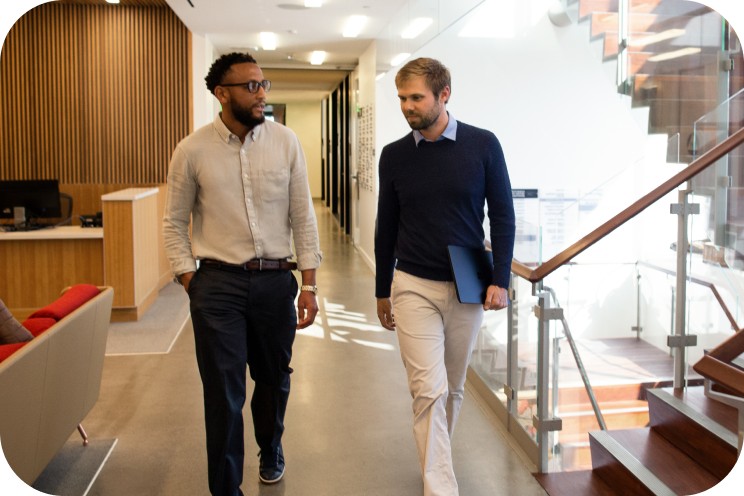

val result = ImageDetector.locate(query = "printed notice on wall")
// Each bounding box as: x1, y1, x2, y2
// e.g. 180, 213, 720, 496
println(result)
512, 189, 539, 265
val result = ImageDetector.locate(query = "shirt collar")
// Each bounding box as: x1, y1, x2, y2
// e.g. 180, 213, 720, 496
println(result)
413, 112, 457, 147
213, 113, 262, 143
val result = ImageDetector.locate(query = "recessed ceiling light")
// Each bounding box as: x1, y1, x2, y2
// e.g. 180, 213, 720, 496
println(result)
310, 50, 326, 65
260, 32, 277, 51
343, 15, 368, 38
401, 17, 433, 39
304, 0, 323, 7
106, 0, 120, 4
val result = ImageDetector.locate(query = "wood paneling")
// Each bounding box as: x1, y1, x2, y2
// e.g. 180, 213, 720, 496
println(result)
0, 3, 189, 185
0, 237, 105, 319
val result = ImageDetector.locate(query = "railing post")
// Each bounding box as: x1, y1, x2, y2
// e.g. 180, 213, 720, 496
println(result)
505, 273, 518, 417
533, 290, 562, 472
670, 190, 700, 388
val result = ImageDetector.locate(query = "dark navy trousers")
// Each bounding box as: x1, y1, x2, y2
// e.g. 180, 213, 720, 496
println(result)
188, 264, 298, 496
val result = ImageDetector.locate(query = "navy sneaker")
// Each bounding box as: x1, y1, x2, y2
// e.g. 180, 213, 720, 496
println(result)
258, 445, 285, 484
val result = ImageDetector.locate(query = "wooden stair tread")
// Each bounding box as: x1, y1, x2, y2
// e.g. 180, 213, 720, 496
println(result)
607, 427, 720, 494
535, 470, 617, 496
666, 386, 739, 433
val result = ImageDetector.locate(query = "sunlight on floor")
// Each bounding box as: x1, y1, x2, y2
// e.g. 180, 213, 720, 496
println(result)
296, 298, 395, 351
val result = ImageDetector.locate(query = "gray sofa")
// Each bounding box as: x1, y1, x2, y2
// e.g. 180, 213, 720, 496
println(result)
0, 286, 114, 485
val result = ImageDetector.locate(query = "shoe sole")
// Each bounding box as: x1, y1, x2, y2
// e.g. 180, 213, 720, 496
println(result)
259, 466, 285, 484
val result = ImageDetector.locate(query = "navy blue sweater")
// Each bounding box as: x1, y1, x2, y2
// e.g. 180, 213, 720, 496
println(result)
375, 121, 515, 298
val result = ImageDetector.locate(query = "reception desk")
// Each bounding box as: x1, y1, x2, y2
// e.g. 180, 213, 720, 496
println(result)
1, 187, 162, 322
0, 227, 104, 320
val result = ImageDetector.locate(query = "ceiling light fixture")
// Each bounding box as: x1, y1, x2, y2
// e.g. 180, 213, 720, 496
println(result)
401, 17, 433, 39
648, 47, 701, 62
260, 32, 277, 51
310, 50, 326, 65
304, 0, 323, 7
390, 52, 411, 67
375, 72, 387, 81
343, 15, 368, 38
106, 0, 120, 4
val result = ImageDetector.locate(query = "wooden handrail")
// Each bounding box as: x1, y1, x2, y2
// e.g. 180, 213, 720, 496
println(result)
511, 126, 744, 283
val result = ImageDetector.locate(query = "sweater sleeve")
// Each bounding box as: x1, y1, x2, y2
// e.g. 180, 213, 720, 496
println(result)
374, 145, 400, 298
484, 134, 516, 289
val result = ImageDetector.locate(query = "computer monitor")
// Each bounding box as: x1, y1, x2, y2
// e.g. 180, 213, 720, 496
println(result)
0, 179, 62, 229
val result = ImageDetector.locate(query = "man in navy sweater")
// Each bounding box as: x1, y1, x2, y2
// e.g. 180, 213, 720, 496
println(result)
375, 57, 515, 496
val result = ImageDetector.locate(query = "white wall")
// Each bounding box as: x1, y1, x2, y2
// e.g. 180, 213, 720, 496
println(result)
284, 101, 323, 198
361, 0, 653, 269
191, 33, 219, 130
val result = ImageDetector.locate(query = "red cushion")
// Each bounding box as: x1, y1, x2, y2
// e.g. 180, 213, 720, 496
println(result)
28, 284, 101, 321
0, 342, 27, 363
21, 317, 57, 337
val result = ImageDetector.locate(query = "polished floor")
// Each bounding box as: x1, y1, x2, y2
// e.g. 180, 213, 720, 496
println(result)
82, 202, 548, 496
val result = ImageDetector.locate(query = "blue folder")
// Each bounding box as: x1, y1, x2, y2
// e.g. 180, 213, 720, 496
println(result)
447, 245, 494, 304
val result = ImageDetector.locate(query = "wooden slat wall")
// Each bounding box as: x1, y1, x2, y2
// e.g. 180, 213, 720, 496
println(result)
0, 3, 189, 186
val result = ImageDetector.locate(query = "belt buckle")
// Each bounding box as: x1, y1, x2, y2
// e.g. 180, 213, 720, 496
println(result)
258, 259, 263, 271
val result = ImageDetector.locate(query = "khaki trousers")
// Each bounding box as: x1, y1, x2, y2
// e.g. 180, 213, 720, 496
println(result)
391, 270, 484, 496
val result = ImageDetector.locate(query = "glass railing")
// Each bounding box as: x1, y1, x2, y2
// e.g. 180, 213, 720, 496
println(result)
470, 125, 744, 472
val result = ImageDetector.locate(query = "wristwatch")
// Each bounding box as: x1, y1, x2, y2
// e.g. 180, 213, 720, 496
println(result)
300, 284, 318, 294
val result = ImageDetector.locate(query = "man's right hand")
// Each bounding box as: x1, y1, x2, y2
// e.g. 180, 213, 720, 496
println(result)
178, 272, 195, 292
376, 298, 396, 331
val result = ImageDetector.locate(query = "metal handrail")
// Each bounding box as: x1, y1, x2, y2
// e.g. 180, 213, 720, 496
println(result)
637, 261, 742, 333
545, 286, 607, 431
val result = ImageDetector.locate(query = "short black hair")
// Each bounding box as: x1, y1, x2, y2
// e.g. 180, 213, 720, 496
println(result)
205, 52, 258, 94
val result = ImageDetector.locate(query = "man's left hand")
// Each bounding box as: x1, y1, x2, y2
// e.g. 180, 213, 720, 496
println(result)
484, 285, 509, 311
296, 291, 319, 329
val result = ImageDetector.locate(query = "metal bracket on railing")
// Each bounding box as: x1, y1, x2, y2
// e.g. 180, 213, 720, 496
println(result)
533, 306, 564, 321
503, 384, 515, 401
667, 334, 698, 348
532, 415, 563, 432
670, 202, 700, 215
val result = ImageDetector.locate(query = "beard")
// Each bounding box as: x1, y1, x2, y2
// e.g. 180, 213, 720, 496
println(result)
232, 102, 265, 128
405, 101, 442, 131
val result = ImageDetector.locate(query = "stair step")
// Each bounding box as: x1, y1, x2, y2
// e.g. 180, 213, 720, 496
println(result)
648, 387, 738, 480
590, 428, 721, 495
535, 469, 616, 496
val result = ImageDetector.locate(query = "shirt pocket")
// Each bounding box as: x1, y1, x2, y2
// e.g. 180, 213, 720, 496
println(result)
259, 167, 290, 203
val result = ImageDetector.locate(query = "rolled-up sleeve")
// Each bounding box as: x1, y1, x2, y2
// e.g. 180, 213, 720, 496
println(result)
163, 146, 198, 276
287, 134, 322, 270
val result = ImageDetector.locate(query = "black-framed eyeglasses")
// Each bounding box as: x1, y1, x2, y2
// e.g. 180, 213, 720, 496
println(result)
219, 79, 271, 93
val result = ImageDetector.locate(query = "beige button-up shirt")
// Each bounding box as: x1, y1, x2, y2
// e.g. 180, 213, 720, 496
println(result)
163, 114, 322, 277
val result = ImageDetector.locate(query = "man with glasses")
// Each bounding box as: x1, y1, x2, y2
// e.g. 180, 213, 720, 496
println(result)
163, 52, 321, 496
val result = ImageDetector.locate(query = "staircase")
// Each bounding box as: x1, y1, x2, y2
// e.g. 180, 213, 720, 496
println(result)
536, 385, 740, 495
568, 0, 734, 164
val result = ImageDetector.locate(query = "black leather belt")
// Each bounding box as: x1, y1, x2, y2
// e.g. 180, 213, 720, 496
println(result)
200, 258, 297, 271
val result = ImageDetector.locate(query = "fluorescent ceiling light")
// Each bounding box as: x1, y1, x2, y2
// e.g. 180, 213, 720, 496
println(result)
260, 32, 277, 51
343, 15, 368, 38
401, 17, 433, 39
310, 50, 326, 65
390, 52, 411, 67
305, 0, 323, 6
375, 72, 387, 81
629, 29, 685, 48
648, 47, 701, 62
106, 0, 120, 3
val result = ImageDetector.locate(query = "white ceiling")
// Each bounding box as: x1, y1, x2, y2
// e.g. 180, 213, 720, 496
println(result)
165, 0, 410, 101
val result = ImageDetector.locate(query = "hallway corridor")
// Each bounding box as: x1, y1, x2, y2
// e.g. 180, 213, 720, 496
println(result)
81, 202, 548, 495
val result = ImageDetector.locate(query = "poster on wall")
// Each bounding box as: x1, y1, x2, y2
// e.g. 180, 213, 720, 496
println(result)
512, 189, 540, 265
357, 104, 375, 192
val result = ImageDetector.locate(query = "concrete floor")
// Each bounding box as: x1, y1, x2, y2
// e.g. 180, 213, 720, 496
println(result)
81, 203, 548, 496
